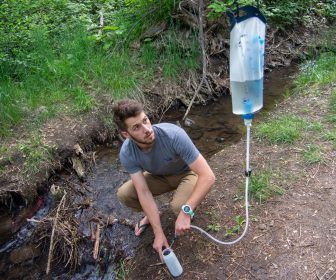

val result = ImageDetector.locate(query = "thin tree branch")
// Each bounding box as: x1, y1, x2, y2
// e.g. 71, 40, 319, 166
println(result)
46, 192, 67, 275
182, 0, 208, 122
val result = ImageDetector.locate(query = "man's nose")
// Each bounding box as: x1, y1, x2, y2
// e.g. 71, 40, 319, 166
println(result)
142, 124, 150, 132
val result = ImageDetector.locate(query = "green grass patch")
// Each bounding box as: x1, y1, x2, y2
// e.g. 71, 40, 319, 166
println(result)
139, 29, 200, 80
19, 134, 56, 175
249, 169, 285, 202
295, 52, 336, 91
302, 144, 323, 164
306, 121, 324, 132
115, 259, 129, 280
0, 23, 201, 139
322, 130, 336, 142
255, 115, 306, 144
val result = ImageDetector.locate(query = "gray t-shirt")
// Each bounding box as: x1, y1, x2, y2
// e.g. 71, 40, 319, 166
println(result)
120, 123, 200, 175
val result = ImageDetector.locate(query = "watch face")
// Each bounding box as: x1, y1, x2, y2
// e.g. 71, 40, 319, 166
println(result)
183, 205, 191, 213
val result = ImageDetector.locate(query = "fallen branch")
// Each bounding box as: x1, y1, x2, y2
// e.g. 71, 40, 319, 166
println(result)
93, 223, 101, 259
90, 222, 95, 241
46, 192, 67, 275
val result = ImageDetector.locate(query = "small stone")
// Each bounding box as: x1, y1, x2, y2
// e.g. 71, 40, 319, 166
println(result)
9, 244, 41, 264
184, 118, 195, 127
258, 224, 267, 230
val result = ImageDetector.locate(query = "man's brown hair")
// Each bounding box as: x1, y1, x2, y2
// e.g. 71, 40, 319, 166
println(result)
112, 99, 144, 131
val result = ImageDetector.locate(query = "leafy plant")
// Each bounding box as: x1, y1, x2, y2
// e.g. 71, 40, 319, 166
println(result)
207, 0, 254, 20
225, 215, 245, 237
207, 223, 221, 232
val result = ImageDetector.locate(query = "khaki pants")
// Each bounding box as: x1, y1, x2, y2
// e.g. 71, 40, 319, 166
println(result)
117, 171, 197, 215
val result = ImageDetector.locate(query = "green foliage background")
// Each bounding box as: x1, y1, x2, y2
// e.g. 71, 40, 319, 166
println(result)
0, 0, 335, 138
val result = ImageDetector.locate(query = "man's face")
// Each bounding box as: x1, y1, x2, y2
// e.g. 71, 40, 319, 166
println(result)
122, 111, 155, 146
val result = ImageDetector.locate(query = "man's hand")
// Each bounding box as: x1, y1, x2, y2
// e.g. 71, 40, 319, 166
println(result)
175, 211, 191, 236
152, 232, 169, 262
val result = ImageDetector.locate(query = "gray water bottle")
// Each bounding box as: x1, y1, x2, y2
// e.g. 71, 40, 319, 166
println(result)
162, 247, 183, 277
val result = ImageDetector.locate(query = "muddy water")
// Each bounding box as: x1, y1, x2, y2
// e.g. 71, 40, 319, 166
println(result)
0, 66, 297, 279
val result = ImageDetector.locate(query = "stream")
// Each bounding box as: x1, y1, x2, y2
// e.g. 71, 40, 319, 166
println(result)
0, 66, 297, 279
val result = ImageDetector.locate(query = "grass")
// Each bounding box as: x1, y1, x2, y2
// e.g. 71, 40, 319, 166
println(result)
116, 259, 129, 280
18, 134, 56, 176
255, 115, 306, 144
0, 22, 201, 174
302, 144, 323, 164
249, 169, 285, 203
140, 29, 200, 79
295, 52, 336, 91
0, 25, 200, 139
322, 130, 336, 142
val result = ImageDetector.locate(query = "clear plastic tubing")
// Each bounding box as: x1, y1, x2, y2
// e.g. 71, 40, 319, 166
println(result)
190, 118, 252, 245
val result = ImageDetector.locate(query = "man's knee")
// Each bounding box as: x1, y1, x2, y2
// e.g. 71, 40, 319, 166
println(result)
117, 186, 127, 203
170, 200, 182, 215
117, 180, 142, 212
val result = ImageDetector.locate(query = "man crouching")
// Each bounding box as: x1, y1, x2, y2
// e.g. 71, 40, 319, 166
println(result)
113, 99, 215, 262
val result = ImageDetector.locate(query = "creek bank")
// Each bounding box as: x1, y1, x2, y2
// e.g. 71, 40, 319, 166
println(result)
0, 20, 333, 277
0, 22, 322, 211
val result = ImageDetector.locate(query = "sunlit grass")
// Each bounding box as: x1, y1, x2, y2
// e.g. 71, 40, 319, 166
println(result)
295, 52, 336, 90
249, 169, 284, 202
19, 133, 56, 175
0, 27, 140, 138
302, 144, 323, 164
0, 24, 201, 139
255, 115, 306, 144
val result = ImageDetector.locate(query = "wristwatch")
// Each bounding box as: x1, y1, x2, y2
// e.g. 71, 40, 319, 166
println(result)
181, 204, 194, 218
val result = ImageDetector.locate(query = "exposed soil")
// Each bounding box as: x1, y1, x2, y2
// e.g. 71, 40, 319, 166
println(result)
127, 85, 336, 279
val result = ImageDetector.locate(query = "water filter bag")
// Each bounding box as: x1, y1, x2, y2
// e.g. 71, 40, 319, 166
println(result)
228, 6, 266, 115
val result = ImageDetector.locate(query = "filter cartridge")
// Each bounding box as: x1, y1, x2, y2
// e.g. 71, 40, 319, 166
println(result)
162, 248, 183, 277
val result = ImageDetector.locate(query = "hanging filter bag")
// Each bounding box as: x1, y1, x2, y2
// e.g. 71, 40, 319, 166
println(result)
228, 5, 266, 115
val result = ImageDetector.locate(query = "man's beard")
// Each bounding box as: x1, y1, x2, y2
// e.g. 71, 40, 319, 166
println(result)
130, 130, 155, 146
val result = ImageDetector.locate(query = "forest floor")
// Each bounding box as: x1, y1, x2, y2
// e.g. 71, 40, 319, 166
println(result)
126, 84, 336, 280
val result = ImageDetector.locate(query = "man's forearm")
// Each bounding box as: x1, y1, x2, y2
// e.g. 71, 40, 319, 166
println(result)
138, 191, 163, 235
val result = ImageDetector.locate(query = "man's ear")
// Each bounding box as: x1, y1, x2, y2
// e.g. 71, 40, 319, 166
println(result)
120, 130, 129, 139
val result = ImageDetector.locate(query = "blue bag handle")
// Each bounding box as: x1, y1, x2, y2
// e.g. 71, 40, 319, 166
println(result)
227, 5, 266, 31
